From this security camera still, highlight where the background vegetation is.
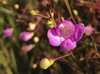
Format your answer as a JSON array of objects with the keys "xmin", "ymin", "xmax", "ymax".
[{"xmin": 0, "ymin": 0, "xmax": 100, "ymax": 74}]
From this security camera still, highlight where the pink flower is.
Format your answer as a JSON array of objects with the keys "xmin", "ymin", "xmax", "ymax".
[
  {"xmin": 3, "ymin": 28, "xmax": 13, "ymax": 38},
  {"xmin": 47, "ymin": 20, "xmax": 84, "ymax": 51},
  {"xmin": 20, "ymin": 31, "xmax": 34, "ymax": 41},
  {"xmin": 84, "ymin": 25, "xmax": 94, "ymax": 36},
  {"xmin": 21, "ymin": 44, "xmax": 34, "ymax": 54}
]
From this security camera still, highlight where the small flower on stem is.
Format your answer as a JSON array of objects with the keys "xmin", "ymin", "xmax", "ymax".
[
  {"xmin": 40, "ymin": 58, "xmax": 55, "ymax": 69},
  {"xmin": 21, "ymin": 44, "xmax": 35, "ymax": 54},
  {"xmin": 14, "ymin": 4, "xmax": 19, "ymax": 9},
  {"xmin": 73, "ymin": 9, "xmax": 78, "ymax": 16},
  {"xmin": 33, "ymin": 36, "xmax": 39, "ymax": 43},
  {"xmin": 32, "ymin": 63, "xmax": 37, "ymax": 69},
  {"xmin": 47, "ymin": 20, "xmax": 84, "ymax": 51},
  {"xmin": 27, "ymin": 22, "xmax": 36, "ymax": 31},
  {"xmin": 30, "ymin": 10, "xmax": 38, "ymax": 16},
  {"xmin": 2, "ymin": 0, "xmax": 7, "ymax": 5},
  {"xmin": 40, "ymin": 53, "xmax": 71, "ymax": 69},
  {"xmin": 3, "ymin": 28, "xmax": 13, "ymax": 38},
  {"xmin": 20, "ymin": 31, "xmax": 34, "ymax": 41},
  {"xmin": 84, "ymin": 25, "xmax": 94, "ymax": 36}
]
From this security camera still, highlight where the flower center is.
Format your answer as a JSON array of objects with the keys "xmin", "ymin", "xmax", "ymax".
[{"xmin": 59, "ymin": 22, "xmax": 74, "ymax": 39}]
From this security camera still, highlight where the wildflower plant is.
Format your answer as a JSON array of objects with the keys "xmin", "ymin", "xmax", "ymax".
[
  {"xmin": 47, "ymin": 20, "xmax": 84, "ymax": 50},
  {"xmin": 0, "ymin": 0, "xmax": 100, "ymax": 74},
  {"xmin": 3, "ymin": 28, "xmax": 13, "ymax": 38},
  {"xmin": 20, "ymin": 31, "xmax": 34, "ymax": 41},
  {"xmin": 84, "ymin": 25, "xmax": 94, "ymax": 36}
]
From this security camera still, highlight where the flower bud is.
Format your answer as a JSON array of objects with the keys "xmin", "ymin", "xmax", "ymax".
[
  {"xmin": 40, "ymin": 58, "xmax": 50, "ymax": 69},
  {"xmin": 40, "ymin": 58, "xmax": 55, "ymax": 69},
  {"xmin": 21, "ymin": 44, "xmax": 35, "ymax": 54},
  {"xmin": 3, "ymin": 28, "xmax": 13, "ymax": 38},
  {"xmin": 73, "ymin": 9, "xmax": 78, "ymax": 16},
  {"xmin": 48, "ymin": 58, "xmax": 55, "ymax": 66},
  {"xmin": 33, "ymin": 36, "xmax": 39, "ymax": 43},
  {"xmin": 79, "ymin": 0, "xmax": 84, "ymax": 4},
  {"xmin": 30, "ymin": 10, "xmax": 38, "ymax": 16},
  {"xmin": 54, "ymin": 0, "xmax": 58, "ymax": 3},
  {"xmin": 32, "ymin": 63, "xmax": 37, "ymax": 69},
  {"xmin": 84, "ymin": 25, "xmax": 94, "ymax": 36},
  {"xmin": 20, "ymin": 32, "xmax": 34, "ymax": 41},
  {"xmin": 2, "ymin": 0, "xmax": 7, "ymax": 5},
  {"xmin": 28, "ymin": 22, "xmax": 36, "ymax": 31},
  {"xmin": 47, "ymin": 20, "xmax": 54, "ymax": 28},
  {"xmin": 47, "ymin": 20, "xmax": 53, "ymax": 25},
  {"xmin": 79, "ymin": 57, "xmax": 85, "ymax": 61},
  {"xmin": 14, "ymin": 4, "xmax": 19, "ymax": 9},
  {"xmin": 51, "ymin": 12, "xmax": 54, "ymax": 17}
]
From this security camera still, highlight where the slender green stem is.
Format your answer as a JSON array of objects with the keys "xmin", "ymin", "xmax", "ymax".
[
  {"xmin": 51, "ymin": 17, "xmax": 57, "ymax": 27},
  {"xmin": 64, "ymin": 0, "xmax": 76, "ymax": 24},
  {"xmin": 86, "ymin": 48, "xmax": 91, "ymax": 74},
  {"xmin": 10, "ymin": 48, "xmax": 19, "ymax": 74},
  {"xmin": 0, "ymin": 7, "xmax": 13, "ymax": 14},
  {"xmin": 91, "ymin": 36, "xmax": 97, "ymax": 51},
  {"xmin": 91, "ymin": 36, "xmax": 100, "ymax": 58},
  {"xmin": 28, "ymin": 55, "xmax": 34, "ymax": 74},
  {"xmin": 61, "ymin": 59, "xmax": 83, "ymax": 73},
  {"xmin": 69, "ymin": 51, "xmax": 86, "ymax": 74},
  {"xmin": 94, "ymin": 32, "xmax": 100, "ymax": 34},
  {"xmin": 49, "ymin": 10, "xmax": 57, "ymax": 27},
  {"xmin": 54, "ymin": 52, "xmax": 83, "ymax": 73},
  {"xmin": 37, "ymin": 14, "xmax": 50, "ymax": 19},
  {"xmin": 54, "ymin": 53, "xmax": 71, "ymax": 61}
]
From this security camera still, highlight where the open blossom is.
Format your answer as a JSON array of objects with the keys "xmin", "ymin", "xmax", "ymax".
[
  {"xmin": 3, "ymin": 28, "xmax": 13, "ymax": 38},
  {"xmin": 20, "ymin": 31, "xmax": 34, "ymax": 41},
  {"xmin": 47, "ymin": 20, "xmax": 84, "ymax": 51},
  {"xmin": 84, "ymin": 25, "xmax": 94, "ymax": 36}
]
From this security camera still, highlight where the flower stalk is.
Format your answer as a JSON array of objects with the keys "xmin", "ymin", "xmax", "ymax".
[
  {"xmin": 69, "ymin": 51, "xmax": 86, "ymax": 74},
  {"xmin": 64, "ymin": 0, "xmax": 76, "ymax": 24},
  {"xmin": 54, "ymin": 53, "xmax": 71, "ymax": 61}
]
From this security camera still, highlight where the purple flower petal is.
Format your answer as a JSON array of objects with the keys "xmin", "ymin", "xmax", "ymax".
[
  {"xmin": 72, "ymin": 23, "xmax": 84, "ymax": 42},
  {"xmin": 84, "ymin": 25, "xmax": 94, "ymax": 36},
  {"xmin": 47, "ymin": 28, "xmax": 61, "ymax": 46},
  {"xmin": 3, "ymin": 28, "xmax": 13, "ymax": 38},
  {"xmin": 20, "ymin": 32, "xmax": 33, "ymax": 41},
  {"xmin": 56, "ymin": 20, "xmax": 75, "ymax": 39},
  {"xmin": 60, "ymin": 39, "xmax": 76, "ymax": 51}
]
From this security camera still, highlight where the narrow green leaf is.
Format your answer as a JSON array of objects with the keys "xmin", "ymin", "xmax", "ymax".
[
  {"xmin": 10, "ymin": 49, "xmax": 19, "ymax": 74},
  {"xmin": 6, "ymin": 14, "xmax": 15, "ymax": 27},
  {"xmin": 0, "ymin": 53, "xmax": 13, "ymax": 74},
  {"xmin": 0, "ymin": 11, "xmax": 4, "ymax": 32}
]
